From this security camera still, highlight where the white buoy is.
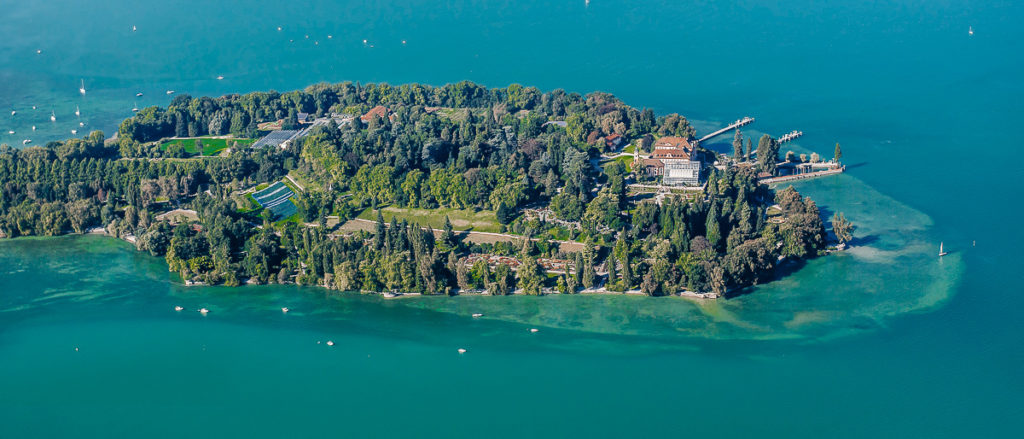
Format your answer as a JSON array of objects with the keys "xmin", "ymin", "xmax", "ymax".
[
  {"xmin": 326, "ymin": 340, "xmax": 334, "ymax": 346},
  {"xmin": 457, "ymin": 348, "xmax": 467, "ymax": 354},
  {"xmin": 174, "ymin": 306, "xmax": 184, "ymax": 311}
]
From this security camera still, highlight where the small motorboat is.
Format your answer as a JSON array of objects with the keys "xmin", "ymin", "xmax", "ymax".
[
  {"xmin": 174, "ymin": 306, "xmax": 184, "ymax": 311},
  {"xmin": 22, "ymin": 139, "xmax": 31, "ymax": 145},
  {"xmin": 31, "ymin": 126, "xmax": 36, "ymax": 131},
  {"xmin": 327, "ymin": 35, "xmax": 332, "ymax": 39},
  {"xmin": 281, "ymin": 307, "xmax": 289, "ymax": 313},
  {"xmin": 326, "ymin": 340, "xmax": 335, "ymax": 346},
  {"xmin": 277, "ymin": 26, "xmax": 282, "ymax": 31},
  {"xmin": 529, "ymin": 328, "xmax": 539, "ymax": 333},
  {"xmin": 969, "ymin": 26, "xmax": 974, "ymax": 36},
  {"xmin": 10, "ymin": 110, "xmax": 15, "ymax": 116},
  {"xmin": 36, "ymin": 49, "xmax": 41, "ymax": 54},
  {"xmin": 75, "ymin": 106, "xmax": 80, "ymax": 117},
  {"xmin": 199, "ymin": 308, "xmax": 209, "ymax": 315},
  {"xmin": 166, "ymin": 90, "xmax": 175, "ymax": 95},
  {"xmin": 132, "ymin": 25, "xmax": 137, "ymax": 32},
  {"xmin": 939, "ymin": 242, "xmax": 948, "ymax": 257},
  {"xmin": 471, "ymin": 313, "xmax": 483, "ymax": 318},
  {"xmin": 457, "ymin": 348, "xmax": 467, "ymax": 354},
  {"xmin": 70, "ymin": 129, "xmax": 77, "ymax": 135},
  {"xmin": 216, "ymin": 75, "xmax": 224, "ymax": 80},
  {"xmin": 79, "ymin": 122, "xmax": 84, "ymax": 127},
  {"xmin": 79, "ymin": 79, "xmax": 86, "ymax": 95},
  {"xmin": 7, "ymin": 130, "xmax": 13, "ymax": 134},
  {"xmin": 136, "ymin": 92, "xmax": 143, "ymax": 97},
  {"xmin": 50, "ymin": 111, "xmax": 56, "ymax": 122}
]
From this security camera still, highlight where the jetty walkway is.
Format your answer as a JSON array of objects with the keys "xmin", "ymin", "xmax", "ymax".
[{"xmin": 697, "ymin": 117, "xmax": 754, "ymax": 143}]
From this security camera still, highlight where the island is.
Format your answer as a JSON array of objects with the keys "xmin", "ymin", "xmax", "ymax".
[{"xmin": 0, "ymin": 81, "xmax": 852, "ymax": 298}]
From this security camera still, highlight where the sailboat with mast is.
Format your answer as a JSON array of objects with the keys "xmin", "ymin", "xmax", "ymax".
[
  {"xmin": 939, "ymin": 242, "xmax": 948, "ymax": 257},
  {"xmin": 79, "ymin": 79, "xmax": 86, "ymax": 95}
]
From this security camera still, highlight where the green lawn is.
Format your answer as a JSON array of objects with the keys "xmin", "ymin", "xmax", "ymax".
[
  {"xmin": 160, "ymin": 137, "xmax": 255, "ymax": 156},
  {"xmin": 358, "ymin": 206, "xmax": 502, "ymax": 233}
]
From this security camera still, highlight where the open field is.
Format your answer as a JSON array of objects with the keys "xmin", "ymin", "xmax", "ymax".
[
  {"xmin": 159, "ymin": 137, "xmax": 255, "ymax": 156},
  {"xmin": 338, "ymin": 218, "xmax": 587, "ymax": 253},
  {"xmin": 357, "ymin": 206, "xmax": 502, "ymax": 233}
]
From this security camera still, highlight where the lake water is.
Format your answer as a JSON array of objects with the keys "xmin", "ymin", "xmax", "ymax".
[{"xmin": 1, "ymin": 0, "xmax": 1022, "ymax": 437}]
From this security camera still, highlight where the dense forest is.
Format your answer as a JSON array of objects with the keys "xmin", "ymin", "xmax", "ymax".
[{"xmin": 0, "ymin": 81, "xmax": 833, "ymax": 297}]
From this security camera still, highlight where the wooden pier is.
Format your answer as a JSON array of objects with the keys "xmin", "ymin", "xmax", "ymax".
[
  {"xmin": 696, "ymin": 117, "xmax": 754, "ymax": 144},
  {"xmin": 777, "ymin": 130, "xmax": 803, "ymax": 144}
]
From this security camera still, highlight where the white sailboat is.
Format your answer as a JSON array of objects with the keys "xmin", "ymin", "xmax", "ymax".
[
  {"xmin": 939, "ymin": 242, "xmax": 948, "ymax": 257},
  {"xmin": 132, "ymin": 25, "xmax": 137, "ymax": 32},
  {"xmin": 132, "ymin": 102, "xmax": 139, "ymax": 112},
  {"xmin": 79, "ymin": 79, "xmax": 86, "ymax": 95}
]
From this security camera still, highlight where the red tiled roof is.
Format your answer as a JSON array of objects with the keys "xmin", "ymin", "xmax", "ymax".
[
  {"xmin": 652, "ymin": 136, "xmax": 691, "ymax": 150},
  {"xmin": 360, "ymin": 105, "xmax": 389, "ymax": 122}
]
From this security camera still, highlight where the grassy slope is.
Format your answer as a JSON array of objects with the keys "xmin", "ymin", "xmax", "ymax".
[
  {"xmin": 160, "ymin": 137, "xmax": 255, "ymax": 156},
  {"xmin": 357, "ymin": 206, "xmax": 502, "ymax": 233}
]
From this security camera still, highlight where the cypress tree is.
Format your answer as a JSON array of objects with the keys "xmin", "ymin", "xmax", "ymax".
[{"xmin": 732, "ymin": 129, "xmax": 743, "ymax": 160}]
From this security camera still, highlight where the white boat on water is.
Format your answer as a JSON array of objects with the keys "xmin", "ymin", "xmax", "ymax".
[
  {"xmin": 166, "ymin": 90, "xmax": 174, "ymax": 95},
  {"xmin": 50, "ymin": 111, "xmax": 56, "ymax": 122},
  {"xmin": 132, "ymin": 25, "xmax": 137, "ymax": 32},
  {"xmin": 7, "ymin": 130, "xmax": 14, "ymax": 134},
  {"xmin": 10, "ymin": 110, "xmax": 15, "ymax": 116},
  {"xmin": 326, "ymin": 340, "xmax": 334, "ymax": 346},
  {"xmin": 529, "ymin": 328, "xmax": 539, "ymax": 333},
  {"xmin": 174, "ymin": 306, "xmax": 184, "ymax": 311},
  {"xmin": 31, "ymin": 126, "xmax": 36, "ymax": 131},
  {"xmin": 199, "ymin": 308, "xmax": 209, "ymax": 315},
  {"xmin": 79, "ymin": 79, "xmax": 86, "ymax": 95},
  {"xmin": 136, "ymin": 92, "xmax": 143, "ymax": 97},
  {"xmin": 969, "ymin": 26, "xmax": 974, "ymax": 36},
  {"xmin": 457, "ymin": 348, "xmax": 467, "ymax": 354},
  {"xmin": 281, "ymin": 307, "xmax": 289, "ymax": 313},
  {"xmin": 75, "ymin": 106, "xmax": 80, "ymax": 117},
  {"xmin": 22, "ymin": 139, "xmax": 31, "ymax": 144},
  {"xmin": 939, "ymin": 242, "xmax": 948, "ymax": 257},
  {"xmin": 71, "ymin": 129, "xmax": 77, "ymax": 135},
  {"xmin": 79, "ymin": 122, "xmax": 84, "ymax": 127},
  {"xmin": 472, "ymin": 313, "xmax": 483, "ymax": 318},
  {"xmin": 217, "ymin": 75, "xmax": 224, "ymax": 80}
]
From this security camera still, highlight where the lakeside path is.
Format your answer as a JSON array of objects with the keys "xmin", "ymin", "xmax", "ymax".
[{"xmin": 337, "ymin": 218, "xmax": 588, "ymax": 253}]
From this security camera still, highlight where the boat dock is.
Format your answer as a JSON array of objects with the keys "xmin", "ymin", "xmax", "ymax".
[
  {"xmin": 696, "ymin": 117, "xmax": 754, "ymax": 144},
  {"xmin": 760, "ymin": 165, "xmax": 845, "ymax": 184},
  {"xmin": 777, "ymin": 130, "xmax": 803, "ymax": 144}
]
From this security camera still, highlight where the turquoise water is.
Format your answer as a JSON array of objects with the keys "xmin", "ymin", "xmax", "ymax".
[{"xmin": 1, "ymin": 0, "xmax": 1022, "ymax": 437}]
